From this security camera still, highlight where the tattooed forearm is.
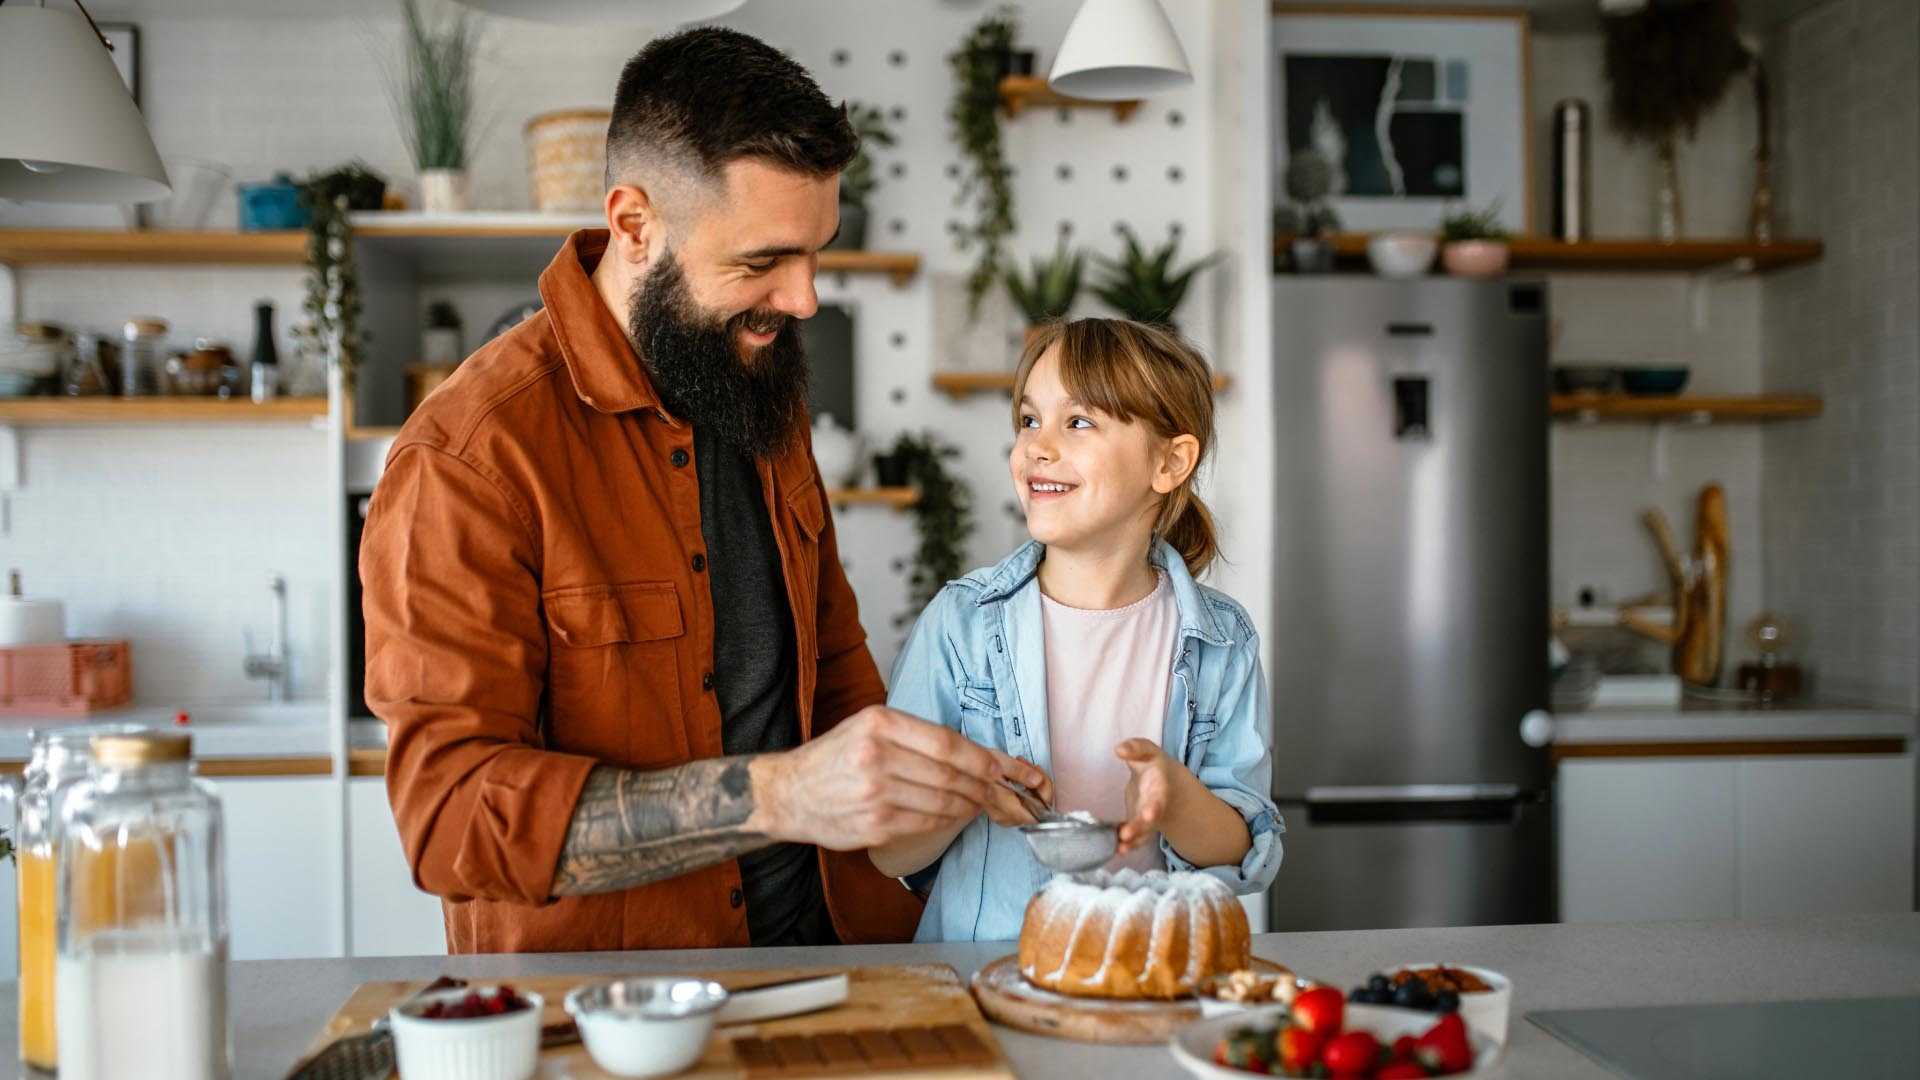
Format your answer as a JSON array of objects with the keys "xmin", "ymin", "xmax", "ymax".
[{"xmin": 550, "ymin": 757, "xmax": 771, "ymax": 896}]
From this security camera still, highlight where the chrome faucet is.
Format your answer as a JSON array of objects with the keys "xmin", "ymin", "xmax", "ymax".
[{"xmin": 243, "ymin": 574, "xmax": 292, "ymax": 702}]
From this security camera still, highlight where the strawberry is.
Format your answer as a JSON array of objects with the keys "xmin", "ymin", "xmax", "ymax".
[
  {"xmin": 1377, "ymin": 1064, "xmax": 1429, "ymax": 1079},
  {"xmin": 1278, "ymin": 1025, "xmax": 1323, "ymax": 1075},
  {"xmin": 1391, "ymin": 1034, "xmax": 1419, "ymax": 1061},
  {"xmin": 1321, "ymin": 1031, "xmax": 1381, "ymax": 1074},
  {"xmin": 1290, "ymin": 985, "xmax": 1346, "ymax": 1036},
  {"xmin": 1415, "ymin": 1013, "xmax": 1473, "ymax": 1075}
]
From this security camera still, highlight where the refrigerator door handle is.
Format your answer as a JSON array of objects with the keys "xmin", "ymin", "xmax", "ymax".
[{"xmin": 1297, "ymin": 784, "xmax": 1533, "ymax": 825}]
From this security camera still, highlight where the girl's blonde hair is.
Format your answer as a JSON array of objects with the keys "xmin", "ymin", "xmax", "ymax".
[{"xmin": 1010, "ymin": 317, "xmax": 1220, "ymax": 576}]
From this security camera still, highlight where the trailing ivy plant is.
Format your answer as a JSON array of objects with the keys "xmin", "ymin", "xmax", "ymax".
[
  {"xmin": 1092, "ymin": 226, "xmax": 1221, "ymax": 333},
  {"xmin": 889, "ymin": 431, "xmax": 975, "ymax": 616},
  {"xmin": 947, "ymin": 6, "xmax": 1018, "ymax": 319},
  {"xmin": 840, "ymin": 102, "xmax": 897, "ymax": 215},
  {"xmin": 292, "ymin": 190, "xmax": 365, "ymax": 385},
  {"xmin": 1003, "ymin": 237, "xmax": 1085, "ymax": 325}
]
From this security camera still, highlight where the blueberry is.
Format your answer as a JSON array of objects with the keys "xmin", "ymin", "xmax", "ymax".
[
  {"xmin": 1367, "ymin": 974, "xmax": 1391, "ymax": 993},
  {"xmin": 1393, "ymin": 982, "xmax": 1429, "ymax": 1009},
  {"xmin": 1436, "ymin": 991, "xmax": 1461, "ymax": 1013},
  {"xmin": 1349, "ymin": 987, "xmax": 1367, "ymax": 1002}
]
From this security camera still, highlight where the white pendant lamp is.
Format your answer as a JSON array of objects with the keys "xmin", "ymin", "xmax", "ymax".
[
  {"xmin": 1048, "ymin": 0, "xmax": 1192, "ymax": 102},
  {"xmin": 453, "ymin": 0, "xmax": 745, "ymax": 25},
  {"xmin": 0, "ymin": 3, "xmax": 170, "ymax": 204}
]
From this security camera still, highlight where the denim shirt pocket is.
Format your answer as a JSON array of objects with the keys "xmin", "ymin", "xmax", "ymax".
[{"xmin": 956, "ymin": 679, "xmax": 1004, "ymax": 749}]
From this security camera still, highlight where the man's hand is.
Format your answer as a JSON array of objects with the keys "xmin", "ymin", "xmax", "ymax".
[
  {"xmin": 1115, "ymin": 738, "xmax": 1187, "ymax": 855},
  {"xmin": 750, "ymin": 705, "xmax": 1044, "ymax": 850}
]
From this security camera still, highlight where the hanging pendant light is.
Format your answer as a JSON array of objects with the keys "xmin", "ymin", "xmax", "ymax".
[
  {"xmin": 0, "ymin": 3, "xmax": 170, "ymax": 204},
  {"xmin": 452, "ymin": 0, "xmax": 745, "ymax": 25},
  {"xmin": 1047, "ymin": 0, "xmax": 1192, "ymax": 102}
]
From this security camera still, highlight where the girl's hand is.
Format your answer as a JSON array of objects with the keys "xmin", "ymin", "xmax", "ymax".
[
  {"xmin": 983, "ymin": 750, "xmax": 1054, "ymax": 828},
  {"xmin": 1115, "ymin": 738, "xmax": 1190, "ymax": 854}
]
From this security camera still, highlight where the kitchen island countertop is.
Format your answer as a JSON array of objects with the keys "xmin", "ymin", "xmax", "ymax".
[{"xmin": 3, "ymin": 912, "xmax": 1914, "ymax": 1078}]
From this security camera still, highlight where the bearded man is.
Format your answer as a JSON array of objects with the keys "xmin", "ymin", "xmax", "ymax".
[{"xmin": 360, "ymin": 26, "xmax": 1043, "ymax": 953}]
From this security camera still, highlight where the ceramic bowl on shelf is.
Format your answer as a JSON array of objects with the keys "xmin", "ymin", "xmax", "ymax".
[
  {"xmin": 1552, "ymin": 365, "xmax": 1618, "ymax": 395},
  {"xmin": 1442, "ymin": 240, "xmax": 1510, "ymax": 278},
  {"xmin": 1367, "ymin": 232, "xmax": 1439, "ymax": 278},
  {"xmin": 1618, "ymin": 366, "xmax": 1690, "ymax": 396}
]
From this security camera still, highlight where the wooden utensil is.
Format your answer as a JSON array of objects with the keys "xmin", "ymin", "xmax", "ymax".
[{"xmin": 1615, "ymin": 485, "xmax": 1729, "ymax": 686}]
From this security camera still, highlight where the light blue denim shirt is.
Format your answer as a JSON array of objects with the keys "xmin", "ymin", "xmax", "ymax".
[{"xmin": 886, "ymin": 539, "xmax": 1283, "ymax": 943}]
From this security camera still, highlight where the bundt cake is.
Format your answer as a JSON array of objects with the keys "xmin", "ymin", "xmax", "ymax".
[{"xmin": 1017, "ymin": 868, "xmax": 1251, "ymax": 1000}]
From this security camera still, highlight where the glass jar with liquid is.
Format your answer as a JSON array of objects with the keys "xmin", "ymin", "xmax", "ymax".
[{"xmin": 55, "ymin": 730, "xmax": 230, "ymax": 1080}]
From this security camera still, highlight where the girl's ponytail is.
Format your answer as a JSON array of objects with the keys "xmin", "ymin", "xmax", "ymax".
[{"xmin": 1158, "ymin": 485, "xmax": 1219, "ymax": 578}]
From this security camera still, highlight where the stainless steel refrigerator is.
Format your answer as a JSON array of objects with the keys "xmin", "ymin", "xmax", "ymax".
[{"xmin": 1267, "ymin": 277, "xmax": 1553, "ymax": 931}]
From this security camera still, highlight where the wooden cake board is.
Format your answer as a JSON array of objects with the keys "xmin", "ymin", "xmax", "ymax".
[{"xmin": 970, "ymin": 955, "xmax": 1290, "ymax": 1044}]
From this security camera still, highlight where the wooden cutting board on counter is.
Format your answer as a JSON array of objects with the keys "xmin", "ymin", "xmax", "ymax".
[{"xmin": 306, "ymin": 964, "xmax": 1013, "ymax": 1079}]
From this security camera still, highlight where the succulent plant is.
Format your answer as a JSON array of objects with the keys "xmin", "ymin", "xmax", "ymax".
[
  {"xmin": 1091, "ymin": 226, "xmax": 1220, "ymax": 332},
  {"xmin": 1003, "ymin": 237, "xmax": 1085, "ymax": 325},
  {"xmin": 1440, "ymin": 200, "xmax": 1507, "ymax": 243}
]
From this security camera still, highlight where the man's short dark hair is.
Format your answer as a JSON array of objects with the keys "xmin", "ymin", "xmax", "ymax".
[{"xmin": 605, "ymin": 27, "xmax": 857, "ymax": 191}]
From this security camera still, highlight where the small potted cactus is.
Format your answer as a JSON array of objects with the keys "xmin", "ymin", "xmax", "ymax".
[
  {"xmin": 1439, "ymin": 201, "xmax": 1510, "ymax": 278},
  {"xmin": 1275, "ymin": 149, "xmax": 1343, "ymax": 273}
]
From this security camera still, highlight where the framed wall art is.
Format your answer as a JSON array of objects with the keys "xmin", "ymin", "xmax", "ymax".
[{"xmin": 1272, "ymin": 5, "xmax": 1532, "ymax": 234}]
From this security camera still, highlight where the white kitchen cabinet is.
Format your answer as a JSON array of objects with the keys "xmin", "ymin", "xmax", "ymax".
[
  {"xmin": 206, "ymin": 777, "xmax": 345, "ymax": 961},
  {"xmin": 348, "ymin": 778, "xmax": 447, "ymax": 957},
  {"xmin": 1558, "ymin": 754, "xmax": 1916, "ymax": 922}
]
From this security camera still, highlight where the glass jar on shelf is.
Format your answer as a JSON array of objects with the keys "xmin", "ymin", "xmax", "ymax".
[
  {"xmin": 119, "ymin": 317, "xmax": 169, "ymax": 397},
  {"xmin": 55, "ymin": 730, "xmax": 230, "ymax": 1080}
]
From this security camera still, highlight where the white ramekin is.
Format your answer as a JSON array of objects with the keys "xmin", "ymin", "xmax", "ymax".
[
  {"xmin": 1382, "ymin": 962, "xmax": 1512, "ymax": 1045},
  {"xmin": 388, "ymin": 986, "xmax": 543, "ymax": 1080},
  {"xmin": 565, "ymin": 977, "xmax": 729, "ymax": 1078}
]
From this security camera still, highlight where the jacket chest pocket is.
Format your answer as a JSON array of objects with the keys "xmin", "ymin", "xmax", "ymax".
[
  {"xmin": 956, "ymin": 680, "xmax": 1005, "ymax": 751},
  {"xmin": 544, "ymin": 581, "xmax": 688, "ymax": 767},
  {"xmin": 783, "ymin": 481, "xmax": 824, "ymax": 666}
]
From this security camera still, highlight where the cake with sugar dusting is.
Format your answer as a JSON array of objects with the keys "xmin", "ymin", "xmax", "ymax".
[{"xmin": 1017, "ymin": 868, "xmax": 1250, "ymax": 1000}]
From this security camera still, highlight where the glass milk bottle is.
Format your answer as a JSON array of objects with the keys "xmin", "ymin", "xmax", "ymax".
[
  {"xmin": 55, "ymin": 730, "xmax": 230, "ymax": 1080},
  {"xmin": 10, "ymin": 726, "xmax": 134, "ymax": 1078}
]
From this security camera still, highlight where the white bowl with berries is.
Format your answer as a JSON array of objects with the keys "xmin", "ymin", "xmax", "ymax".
[
  {"xmin": 1173, "ymin": 984, "xmax": 1500, "ymax": 1080},
  {"xmin": 388, "ymin": 984, "xmax": 544, "ymax": 1080},
  {"xmin": 1354, "ymin": 963, "xmax": 1512, "ymax": 1045}
]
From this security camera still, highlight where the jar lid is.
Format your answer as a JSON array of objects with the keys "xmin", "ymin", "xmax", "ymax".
[{"xmin": 92, "ymin": 730, "xmax": 192, "ymax": 767}]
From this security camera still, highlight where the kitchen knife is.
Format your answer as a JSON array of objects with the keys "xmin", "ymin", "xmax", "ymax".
[{"xmin": 715, "ymin": 971, "xmax": 850, "ymax": 1025}]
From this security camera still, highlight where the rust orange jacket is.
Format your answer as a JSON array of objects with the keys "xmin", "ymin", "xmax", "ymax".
[{"xmin": 360, "ymin": 230, "xmax": 920, "ymax": 953}]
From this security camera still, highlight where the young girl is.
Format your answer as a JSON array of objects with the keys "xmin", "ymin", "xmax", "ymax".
[{"xmin": 873, "ymin": 317, "xmax": 1281, "ymax": 942}]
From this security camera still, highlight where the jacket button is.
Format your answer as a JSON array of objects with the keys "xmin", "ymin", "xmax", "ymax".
[
  {"xmin": 729, "ymin": 887, "xmax": 744, "ymax": 908},
  {"xmin": 691, "ymin": 553, "xmax": 706, "ymax": 572},
  {"xmin": 703, "ymin": 671, "xmax": 715, "ymax": 692},
  {"xmin": 670, "ymin": 448, "xmax": 689, "ymax": 468}
]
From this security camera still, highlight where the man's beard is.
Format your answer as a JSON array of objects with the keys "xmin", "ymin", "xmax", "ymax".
[{"xmin": 626, "ymin": 253, "xmax": 811, "ymax": 459}]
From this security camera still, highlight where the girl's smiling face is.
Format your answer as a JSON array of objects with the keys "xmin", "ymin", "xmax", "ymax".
[{"xmin": 1012, "ymin": 346, "xmax": 1194, "ymax": 555}]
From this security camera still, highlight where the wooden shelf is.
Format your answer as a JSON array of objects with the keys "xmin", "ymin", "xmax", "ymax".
[
  {"xmin": 825, "ymin": 487, "xmax": 918, "ymax": 509},
  {"xmin": 0, "ymin": 397, "xmax": 328, "ymax": 425},
  {"xmin": 933, "ymin": 370, "xmax": 1233, "ymax": 399},
  {"xmin": 1289, "ymin": 234, "xmax": 1824, "ymax": 275},
  {"xmin": 0, "ymin": 228, "xmax": 305, "ymax": 266},
  {"xmin": 0, "ymin": 222, "xmax": 923, "ymax": 283},
  {"xmin": 1550, "ymin": 394, "xmax": 1823, "ymax": 422},
  {"xmin": 998, "ymin": 76, "xmax": 1141, "ymax": 122}
]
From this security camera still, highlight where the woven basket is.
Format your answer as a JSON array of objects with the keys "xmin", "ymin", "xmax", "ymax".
[
  {"xmin": 525, "ymin": 109, "xmax": 611, "ymax": 213},
  {"xmin": 0, "ymin": 640, "xmax": 132, "ymax": 718}
]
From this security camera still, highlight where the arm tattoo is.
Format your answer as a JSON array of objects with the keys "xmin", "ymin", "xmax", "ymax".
[{"xmin": 551, "ymin": 757, "xmax": 771, "ymax": 896}]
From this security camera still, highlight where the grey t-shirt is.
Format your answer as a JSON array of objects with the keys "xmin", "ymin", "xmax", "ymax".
[{"xmin": 694, "ymin": 424, "xmax": 837, "ymax": 947}]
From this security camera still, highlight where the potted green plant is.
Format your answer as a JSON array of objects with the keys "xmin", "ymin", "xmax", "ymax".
[
  {"xmin": 832, "ymin": 103, "xmax": 895, "ymax": 252},
  {"xmin": 1003, "ymin": 237, "xmax": 1085, "ymax": 348},
  {"xmin": 291, "ymin": 192, "xmax": 364, "ymax": 390},
  {"xmin": 301, "ymin": 160, "xmax": 388, "ymax": 213},
  {"xmin": 947, "ymin": 6, "xmax": 1019, "ymax": 319},
  {"xmin": 1092, "ymin": 226, "xmax": 1220, "ymax": 333},
  {"xmin": 1439, "ymin": 201, "xmax": 1510, "ymax": 278},
  {"xmin": 883, "ymin": 431, "xmax": 975, "ymax": 615},
  {"xmin": 1602, "ymin": 1, "xmax": 1747, "ymax": 241},
  {"xmin": 1274, "ymin": 149, "xmax": 1342, "ymax": 273},
  {"xmin": 390, "ymin": 0, "xmax": 482, "ymax": 214}
]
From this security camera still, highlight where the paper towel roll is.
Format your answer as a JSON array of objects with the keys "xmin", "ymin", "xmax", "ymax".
[{"xmin": 0, "ymin": 597, "xmax": 65, "ymax": 647}]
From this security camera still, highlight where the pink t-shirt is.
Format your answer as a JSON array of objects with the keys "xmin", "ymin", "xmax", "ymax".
[{"xmin": 1040, "ymin": 570, "xmax": 1179, "ymax": 873}]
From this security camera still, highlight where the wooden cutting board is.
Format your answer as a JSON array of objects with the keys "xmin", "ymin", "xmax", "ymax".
[
  {"xmin": 306, "ymin": 964, "xmax": 1013, "ymax": 1079},
  {"xmin": 970, "ymin": 955, "xmax": 1292, "ymax": 1044}
]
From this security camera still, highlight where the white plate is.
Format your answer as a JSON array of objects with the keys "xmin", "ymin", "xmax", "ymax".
[{"xmin": 1169, "ymin": 1002, "xmax": 1503, "ymax": 1080}]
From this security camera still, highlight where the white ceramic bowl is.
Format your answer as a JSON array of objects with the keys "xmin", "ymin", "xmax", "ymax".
[
  {"xmin": 1195, "ymin": 971, "xmax": 1321, "ymax": 1019},
  {"xmin": 565, "ymin": 977, "xmax": 729, "ymax": 1078},
  {"xmin": 388, "ymin": 986, "xmax": 543, "ymax": 1080},
  {"xmin": 1379, "ymin": 963, "xmax": 1512, "ymax": 1045},
  {"xmin": 1170, "ymin": 1002, "xmax": 1503, "ymax": 1080},
  {"xmin": 1367, "ymin": 232, "xmax": 1439, "ymax": 278}
]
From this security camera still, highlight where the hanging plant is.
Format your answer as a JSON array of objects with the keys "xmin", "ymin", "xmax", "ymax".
[
  {"xmin": 292, "ymin": 190, "xmax": 365, "ymax": 385},
  {"xmin": 887, "ymin": 431, "xmax": 975, "ymax": 617},
  {"xmin": 1602, "ymin": 0, "xmax": 1748, "ymax": 145},
  {"xmin": 947, "ymin": 6, "xmax": 1019, "ymax": 320}
]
